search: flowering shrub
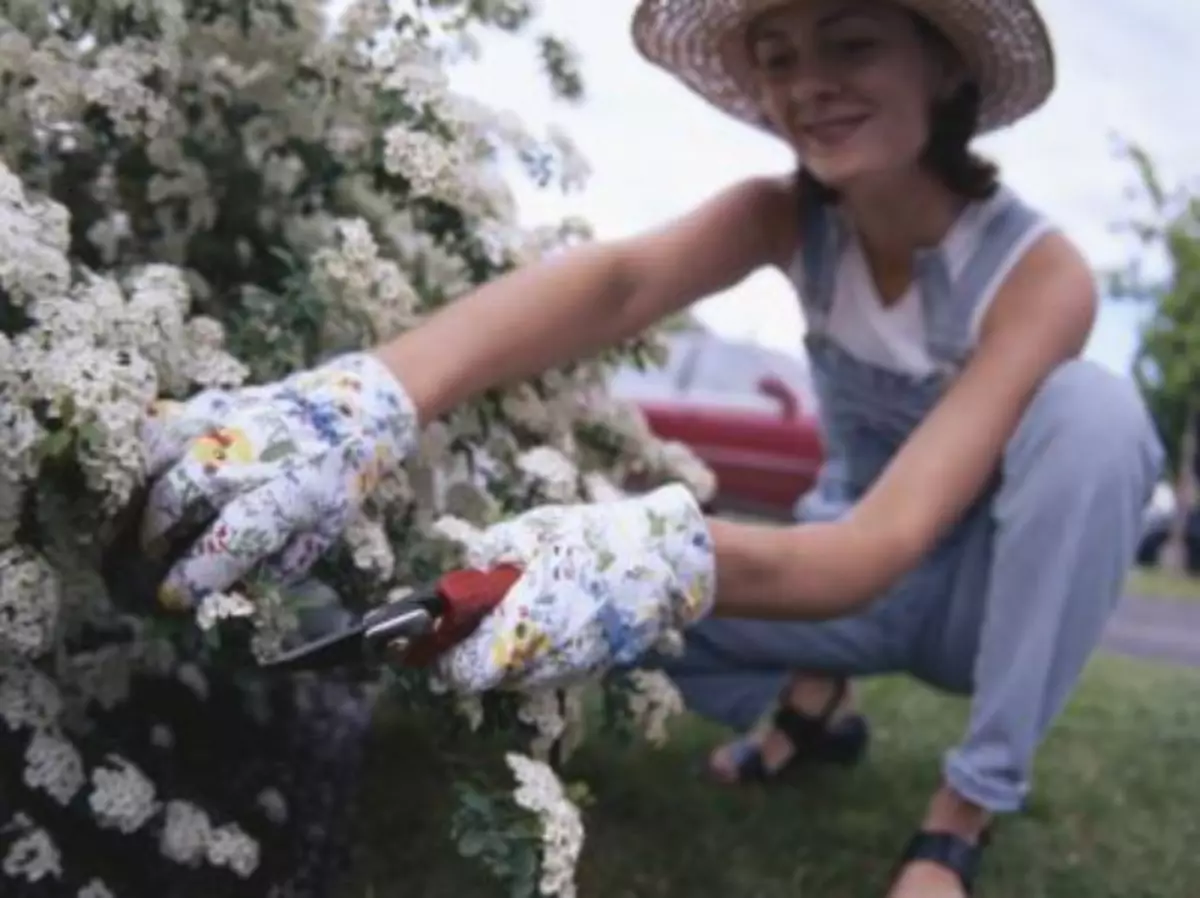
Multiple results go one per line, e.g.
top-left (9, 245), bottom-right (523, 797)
top-left (0, 2), bottom-right (715, 897)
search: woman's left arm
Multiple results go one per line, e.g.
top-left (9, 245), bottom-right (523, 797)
top-left (707, 231), bottom-right (1098, 620)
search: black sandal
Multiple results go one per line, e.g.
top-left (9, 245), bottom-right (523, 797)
top-left (711, 679), bottom-right (870, 783)
top-left (890, 827), bottom-right (993, 896)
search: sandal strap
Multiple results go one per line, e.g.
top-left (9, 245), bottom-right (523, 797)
top-left (724, 736), bottom-right (769, 781)
top-left (897, 830), bottom-right (988, 895)
top-left (770, 678), bottom-right (847, 746)
top-left (720, 678), bottom-right (864, 783)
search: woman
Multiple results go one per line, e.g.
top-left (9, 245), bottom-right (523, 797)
top-left (140, 0), bottom-right (1164, 894)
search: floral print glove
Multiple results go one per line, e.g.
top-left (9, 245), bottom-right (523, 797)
top-left (436, 483), bottom-right (717, 694)
top-left (139, 352), bottom-right (418, 610)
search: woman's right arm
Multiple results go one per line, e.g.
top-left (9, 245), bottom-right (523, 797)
top-left (133, 175), bottom-right (799, 608)
top-left (375, 174), bottom-right (799, 423)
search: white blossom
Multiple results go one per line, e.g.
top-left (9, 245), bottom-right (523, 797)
top-left (88, 756), bottom-right (160, 834)
top-left (159, 800), bottom-right (211, 867)
top-left (195, 591), bottom-right (256, 632)
top-left (206, 823), bottom-right (260, 878)
top-left (624, 670), bottom-right (685, 747)
top-left (517, 446), bottom-right (579, 503)
top-left (78, 878), bottom-right (115, 898)
top-left (506, 753), bottom-right (585, 898)
top-left (256, 788), bottom-right (288, 825)
top-left (382, 126), bottom-right (470, 207)
top-left (0, 169), bottom-right (71, 305)
top-left (0, 663), bottom-right (63, 732)
top-left (342, 512), bottom-right (396, 579)
top-left (2, 814), bottom-right (62, 883)
top-left (23, 729), bottom-right (85, 806)
top-left (0, 546), bottom-right (62, 658)
top-left (517, 689), bottom-right (567, 761)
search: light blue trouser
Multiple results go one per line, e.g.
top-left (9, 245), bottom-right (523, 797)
top-left (652, 360), bottom-right (1165, 813)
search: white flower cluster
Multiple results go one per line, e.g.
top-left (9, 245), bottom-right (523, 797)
top-left (2, 813), bottom-right (62, 884)
top-left (0, 546), bottom-right (62, 659)
top-left (0, 156), bottom-right (263, 885)
top-left (311, 218), bottom-right (423, 346)
top-left (88, 755), bottom-right (160, 834)
top-left (516, 687), bottom-right (588, 762)
top-left (24, 729), bottom-right (86, 806)
top-left (195, 590), bottom-right (256, 632)
top-left (159, 800), bottom-right (260, 878)
top-left (506, 752), bottom-right (586, 898)
top-left (623, 670), bottom-right (686, 747)
top-left (517, 445), bottom-right (581, 503)
top-left (0, 169), bottom-right (246, 513)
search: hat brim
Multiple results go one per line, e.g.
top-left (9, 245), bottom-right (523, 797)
top-left (631, 0), bottom-right (1056, 137)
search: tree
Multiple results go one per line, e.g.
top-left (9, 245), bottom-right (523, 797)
top-left (1111, 140), bottom-right (1200, 572)
top-left (0, 3), bottom-right (714, 897)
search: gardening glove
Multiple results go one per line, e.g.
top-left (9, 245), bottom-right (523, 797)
top-left (139, 351), bottom-right (418, 610)
top-left (436, 483), bottom-right (717, 694)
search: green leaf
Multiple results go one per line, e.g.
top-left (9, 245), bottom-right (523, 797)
top-left (457, 831), bottom-right (486, 857)
top-left (37, 428), bottom-right (74, 461)
top-left (258, 440), bottom-right (298, 463)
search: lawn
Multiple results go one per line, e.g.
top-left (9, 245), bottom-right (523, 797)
top-left (342, 653), bottom-right (1200, 898)
top-left (1127, 565), bottom-right (1200, 601)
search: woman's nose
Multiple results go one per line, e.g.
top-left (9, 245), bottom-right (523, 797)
top-left (785, 58), bottom-right (842, 110)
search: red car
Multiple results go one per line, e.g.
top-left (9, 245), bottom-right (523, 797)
top-left (608, 327), bottom-right (827, 520)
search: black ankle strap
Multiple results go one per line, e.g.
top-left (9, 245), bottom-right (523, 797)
top-left (898, 830), bottom-right (988, 895)
top-left (771, 678), bottom-right (847, 744)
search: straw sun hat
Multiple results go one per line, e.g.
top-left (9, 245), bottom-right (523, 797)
top-left (631, 0), bottom-right (1056, 137)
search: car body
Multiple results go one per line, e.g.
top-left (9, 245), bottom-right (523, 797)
top-left (608, 327), bottom-right (827, 519)
top-left (1135, 481), bottom-right (1200, 570)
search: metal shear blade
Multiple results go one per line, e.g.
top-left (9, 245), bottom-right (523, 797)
top-left (262, 591), bottom-right (440, 672)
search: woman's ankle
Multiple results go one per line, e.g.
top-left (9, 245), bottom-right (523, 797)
top-left (785, 674), bottom-right (853, 719)
top-left (920, 784), bottom-right (992, 844)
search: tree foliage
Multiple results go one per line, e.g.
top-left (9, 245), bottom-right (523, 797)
top-left (1110, 139), bottom-right (1200, 566)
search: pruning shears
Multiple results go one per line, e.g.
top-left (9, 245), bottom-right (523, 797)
top-left (258, 565), bottom-right (521, 672)
top-left (99, 483), bottom-right (522, 673)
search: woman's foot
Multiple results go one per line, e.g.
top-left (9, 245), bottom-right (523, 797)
top-left (706, 675), bottom-right (868, 783)
top-left (886, 786), bottom-right (993, 897)
top-left (888, 851), bottom-right (979, 898)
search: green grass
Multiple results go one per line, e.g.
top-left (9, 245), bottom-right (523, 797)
top-left (342, 654), bottom-right (1200, 898)
top-left (1127, 565), bottom-right (1200, 601)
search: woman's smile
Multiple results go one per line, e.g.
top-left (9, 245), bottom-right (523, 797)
top-left (799, 112), bottom-right (871, 150)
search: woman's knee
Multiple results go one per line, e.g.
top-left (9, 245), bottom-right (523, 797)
top-left (1006, 359), bottom-right (1165, 496)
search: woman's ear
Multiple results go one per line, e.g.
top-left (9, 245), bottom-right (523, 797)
top-left (931, 41), bottom-right (970, 101)
top-left (936, 65), bottom-right (969, 102)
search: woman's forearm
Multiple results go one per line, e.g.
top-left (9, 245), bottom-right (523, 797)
top-left (373, 242), bottom-right (640, 424)
top-left (705, 515), bottom-right (919, 620)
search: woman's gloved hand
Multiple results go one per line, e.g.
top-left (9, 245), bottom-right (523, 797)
top-left (139, 352), bottom-right (418, 610)
top-left (435, 483), bottom-right (717, 694)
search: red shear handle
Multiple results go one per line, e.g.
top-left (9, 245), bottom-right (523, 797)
top-left (403, 564), bottom-right (523, 667)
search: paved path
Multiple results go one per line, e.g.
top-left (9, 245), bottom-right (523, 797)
top-left (1104, 595), bottom-right (1200, 666)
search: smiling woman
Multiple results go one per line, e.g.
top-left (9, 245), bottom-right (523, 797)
top-left (140, 1), bottom-right (1163, 896)
top-left (745, 1), bottom-right (998, 205)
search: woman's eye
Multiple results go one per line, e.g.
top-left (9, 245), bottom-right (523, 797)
top-left (832, 36), bottom-right (876, 56)
top-left (758, 48), bottom-right (796, 74)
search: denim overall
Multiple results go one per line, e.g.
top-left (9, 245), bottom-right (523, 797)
top-left (656, 186), bottom-right (1165, 813)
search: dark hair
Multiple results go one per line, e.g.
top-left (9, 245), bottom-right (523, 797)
top-left (800, 13), bottom-right (999, 204)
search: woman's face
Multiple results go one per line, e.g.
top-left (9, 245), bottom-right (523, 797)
top-left (746, 0), bottom-right (960, 189)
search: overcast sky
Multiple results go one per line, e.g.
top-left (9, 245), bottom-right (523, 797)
top-left (446, 0), bottom-right (1198, 376)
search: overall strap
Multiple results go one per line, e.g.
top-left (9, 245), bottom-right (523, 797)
top-left (917, 190), bottom-right (1047, 373)
top-left (787, 187), bottom-right (846, 335)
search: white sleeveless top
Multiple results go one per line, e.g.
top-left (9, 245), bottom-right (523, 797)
top-left (823, 188), bottom-right (1055, 377)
